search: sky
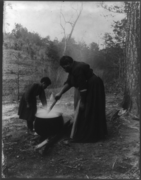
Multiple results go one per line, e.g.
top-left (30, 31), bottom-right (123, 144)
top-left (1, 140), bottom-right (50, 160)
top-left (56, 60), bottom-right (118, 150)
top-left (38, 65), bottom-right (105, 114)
top-left (3, 1), bottom-right (126, 48)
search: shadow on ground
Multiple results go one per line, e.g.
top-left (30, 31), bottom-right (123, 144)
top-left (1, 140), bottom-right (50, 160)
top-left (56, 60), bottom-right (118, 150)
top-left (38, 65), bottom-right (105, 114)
top-left (2, 94), bottom-right (140, 179)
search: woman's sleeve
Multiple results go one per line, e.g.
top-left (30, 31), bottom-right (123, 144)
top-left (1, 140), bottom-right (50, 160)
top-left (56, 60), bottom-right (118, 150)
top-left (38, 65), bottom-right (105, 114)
top-left (74, 67), bottom-right (89, 103)
top-left (74, 66), bottom-right (88, 91)
top-left (39, 89), bottom-right (47, 106)
top-left (64, 74), bottom-right (72, 87)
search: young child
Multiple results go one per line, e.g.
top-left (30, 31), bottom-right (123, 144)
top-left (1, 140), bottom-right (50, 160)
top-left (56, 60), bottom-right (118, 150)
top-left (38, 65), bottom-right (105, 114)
top-left (18, 77), bottom-right (51, 134)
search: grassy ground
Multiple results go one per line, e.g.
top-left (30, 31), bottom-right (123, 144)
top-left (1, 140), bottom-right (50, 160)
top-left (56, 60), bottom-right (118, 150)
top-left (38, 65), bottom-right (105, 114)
top-left (2, 94), bottom-right (140, 179)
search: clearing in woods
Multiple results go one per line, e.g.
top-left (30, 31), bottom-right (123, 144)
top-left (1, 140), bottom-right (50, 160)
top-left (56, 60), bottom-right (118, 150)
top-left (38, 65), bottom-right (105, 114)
top-left (2, 94), bottom-right (140, 179)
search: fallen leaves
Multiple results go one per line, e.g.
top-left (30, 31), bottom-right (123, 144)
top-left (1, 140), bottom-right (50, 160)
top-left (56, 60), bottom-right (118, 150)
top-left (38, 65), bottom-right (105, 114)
top-left (2, 95), bottom-right (140, 179)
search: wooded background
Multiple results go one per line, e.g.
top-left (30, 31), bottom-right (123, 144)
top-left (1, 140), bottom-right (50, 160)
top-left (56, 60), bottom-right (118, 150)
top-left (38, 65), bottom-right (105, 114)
top-left (3, 1), bottom-right (140, 118)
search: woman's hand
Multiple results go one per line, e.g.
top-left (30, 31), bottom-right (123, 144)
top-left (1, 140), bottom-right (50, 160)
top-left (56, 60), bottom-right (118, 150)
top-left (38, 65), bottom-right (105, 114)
top-left (55, 93), bottom-right (62, 101)
top-left (54, 84), bottom-right (70, 101)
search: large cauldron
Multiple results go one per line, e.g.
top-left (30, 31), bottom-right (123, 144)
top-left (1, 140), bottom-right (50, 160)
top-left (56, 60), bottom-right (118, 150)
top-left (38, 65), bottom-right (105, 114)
top-left (34, 109), bottom-right (64, 139)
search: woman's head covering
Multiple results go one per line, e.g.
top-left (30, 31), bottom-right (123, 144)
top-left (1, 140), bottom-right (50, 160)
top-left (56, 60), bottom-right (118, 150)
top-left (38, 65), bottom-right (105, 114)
top-left (40, 77), bottom-right (51, 85)
top-left (59, 56), bottom-right (74, 66)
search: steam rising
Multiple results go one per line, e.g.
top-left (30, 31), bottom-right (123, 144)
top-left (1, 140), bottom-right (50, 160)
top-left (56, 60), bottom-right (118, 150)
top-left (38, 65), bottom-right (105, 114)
top-left (36, 106), bottom-right (62, 118)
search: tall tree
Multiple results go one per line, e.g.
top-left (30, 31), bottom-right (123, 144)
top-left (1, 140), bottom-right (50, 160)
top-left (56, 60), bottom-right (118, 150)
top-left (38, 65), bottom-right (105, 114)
top-left (60, 2), bottom-right (83, 55)
top-left (100, 1), bottom-right (140, 107)
top-left (121, 1), bottom-right (140, 118)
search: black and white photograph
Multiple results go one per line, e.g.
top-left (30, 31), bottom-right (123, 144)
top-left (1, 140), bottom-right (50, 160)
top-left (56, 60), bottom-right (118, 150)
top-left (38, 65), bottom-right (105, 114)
top-left (2, 1), bottom-right (140, 178)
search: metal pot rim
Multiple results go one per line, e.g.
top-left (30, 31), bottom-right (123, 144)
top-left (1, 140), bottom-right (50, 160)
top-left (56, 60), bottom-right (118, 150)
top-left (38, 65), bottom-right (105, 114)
top-left (35, 113), bottom-right (63, 119)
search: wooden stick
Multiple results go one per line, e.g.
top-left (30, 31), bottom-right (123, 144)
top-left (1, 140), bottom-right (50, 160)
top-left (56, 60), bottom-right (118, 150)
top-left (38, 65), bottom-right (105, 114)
top-left (48, 100), bottom-right (57, 112)
top-left (34, 139), bottom-right (49, 149)
top-left (70, 100), bottom-right (80, 138)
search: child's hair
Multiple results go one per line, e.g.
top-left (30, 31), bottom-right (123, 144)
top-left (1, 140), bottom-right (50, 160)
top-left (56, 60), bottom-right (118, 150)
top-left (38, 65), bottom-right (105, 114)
top-left (40, 77), bottom-right (51, 85)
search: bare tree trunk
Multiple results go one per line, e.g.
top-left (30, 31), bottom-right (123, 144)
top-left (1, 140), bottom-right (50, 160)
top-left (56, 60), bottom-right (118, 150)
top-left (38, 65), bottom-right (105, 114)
top-left (60, 3), bottom-right (83, 55)
top-left (56, 3), bottom-right (83, 83)
top-left (42, 58), bottom-right (45, 77)
top-left (122, 2), bottom-right (140, 118)
top-left (17, 70), bottom-right (19, 101)
top-left (17, 53), bottom-right (20, 101)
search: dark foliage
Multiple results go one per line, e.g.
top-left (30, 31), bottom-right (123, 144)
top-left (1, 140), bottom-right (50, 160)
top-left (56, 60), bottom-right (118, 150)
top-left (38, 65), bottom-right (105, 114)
top-left (3, 20), bottom-right (126, 101)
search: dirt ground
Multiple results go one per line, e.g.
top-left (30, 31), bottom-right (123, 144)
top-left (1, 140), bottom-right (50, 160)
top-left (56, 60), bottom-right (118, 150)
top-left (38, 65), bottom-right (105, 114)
top-left (2, 94), bottom-right (140, 179)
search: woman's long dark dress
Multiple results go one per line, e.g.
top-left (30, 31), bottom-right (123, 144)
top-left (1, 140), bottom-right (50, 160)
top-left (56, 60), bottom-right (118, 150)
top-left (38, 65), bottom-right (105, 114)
top-left (18, 83), bottom-right (47, 130)
top-left (65, 61), bottom-right (107, 143)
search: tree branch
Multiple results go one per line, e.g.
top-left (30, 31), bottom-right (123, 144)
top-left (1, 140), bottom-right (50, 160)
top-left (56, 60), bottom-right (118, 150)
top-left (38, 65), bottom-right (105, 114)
top-left (60, 9), bottom-right (66, 38)
top-left (68, 3), bottom-right (83, 42)
top-left (60, 2), bottom-right (83, 55)
top-left (100, 2), bottom-right (125, 14)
